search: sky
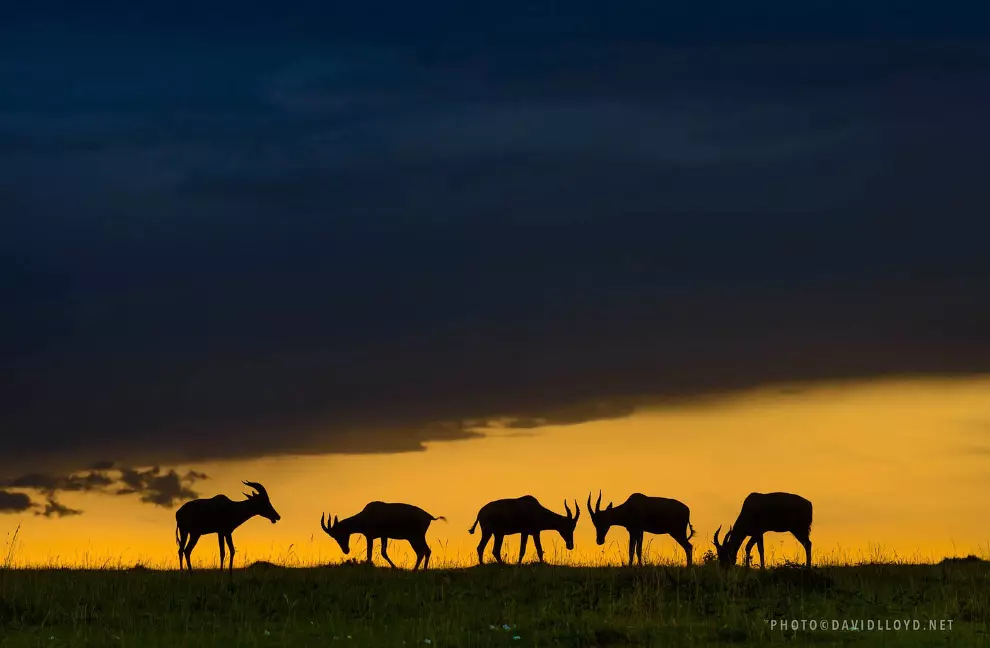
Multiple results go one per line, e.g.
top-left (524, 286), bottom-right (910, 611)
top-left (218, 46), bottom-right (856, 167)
top-left (2, 3), bottom-right (989, 567)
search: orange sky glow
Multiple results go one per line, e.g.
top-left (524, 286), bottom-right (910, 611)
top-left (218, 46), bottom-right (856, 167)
top-left (4, 375), bottom-right (989, 569)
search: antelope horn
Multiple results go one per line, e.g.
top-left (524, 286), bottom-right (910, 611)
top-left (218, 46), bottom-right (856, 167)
top-left (573, 499), bottom-right (580, 522)
top-left (596, 490), bottom-right (603, 513)
top-left (564, 499), bottom-right (572, 519)
top-left (587, 492), bottom-right (595, 518)
top-left (713, 525), bottom-right (724, 549)
top-left (242, 480), bottom-right (269, 499)
top-left (320, 512), bottom-right (330, 533)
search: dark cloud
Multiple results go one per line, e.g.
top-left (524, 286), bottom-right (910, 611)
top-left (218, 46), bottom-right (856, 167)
top-left (35, 498), bottom-right (83, 519)
top-left (0, 491), bottom-right (34, 514)
top-left (7, 471), bottom-right (114, 494)
top-left (5, 474), bottom-right (60, 492)
top-left (503, 402), bottom-right (637, 429)
top-left (3, 2), bottom-right (988, 47)
top-left (116, 467), bottom-right (206, 507)
top-left (1, 467), bottom-right (209, 515)
top-left (1, 13), bottom-right (989, 479)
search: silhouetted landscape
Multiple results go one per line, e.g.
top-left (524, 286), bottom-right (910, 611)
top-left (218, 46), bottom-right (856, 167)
top-left (1, 552), bottom-right (987, 646)
top-left (2, 479), bottom-right (990, 646)
top-left (4, 0), bottom-right (989, 646)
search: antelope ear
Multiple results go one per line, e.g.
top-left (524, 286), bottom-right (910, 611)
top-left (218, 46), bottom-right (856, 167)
top-left (333, 515), bottom-right (339, 525)
top-left (606, 502), bottom-right (613, 511)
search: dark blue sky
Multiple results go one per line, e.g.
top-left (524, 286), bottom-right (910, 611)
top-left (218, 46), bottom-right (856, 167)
top-left (3, 2), bottom-right (989, 43)
top-left (2, 3), bottom-right (989, 483)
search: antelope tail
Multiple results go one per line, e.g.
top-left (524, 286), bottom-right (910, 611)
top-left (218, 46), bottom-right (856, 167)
top-left (468, 516), bottom-right (480, 534)
top-left (686, 523), bottom-right (696, 541)
top-left (431, 515), bottom-right (447, 523)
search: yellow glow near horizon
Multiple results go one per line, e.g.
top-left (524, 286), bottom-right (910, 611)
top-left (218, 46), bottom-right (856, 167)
top-left (3, 375), bottom-right (989, 569)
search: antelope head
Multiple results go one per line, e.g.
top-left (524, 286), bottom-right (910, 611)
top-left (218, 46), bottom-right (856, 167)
top-left (586, 490), bottom-right (614, 546)
top-left (559, 499), bottom-right (581, 550)
top-left (242, 480), bottom-right (281, 523)
top-left (712, 524), bottom-right (738, 566)
top-left (320, 511), bottom-right (350, 554)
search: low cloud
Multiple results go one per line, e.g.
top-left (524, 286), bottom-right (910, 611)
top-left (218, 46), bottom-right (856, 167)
top-left (35, 498), bottom-right (83, 519)
top-left (0, 466), bottom-right (209, 517)
top-left (116, 467), bottom-right (208, 507)
top-left (0, 490), bottom-right (34, 514)
top-left (7, 471), bottom-right (114, 494)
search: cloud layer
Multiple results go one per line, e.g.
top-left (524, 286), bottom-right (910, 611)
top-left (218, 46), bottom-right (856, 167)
top-left (0, 491), bottom-right (34, 515)
top-left (0, 465), bottom-right (209, 516)
top-left (2, 10), bottom-right (989, 482)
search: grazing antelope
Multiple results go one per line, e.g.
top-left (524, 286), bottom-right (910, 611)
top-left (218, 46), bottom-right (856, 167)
top-left (586, 491), bottom-right (696, 566)
top-left (468, 496), bottom-right (580, 565)
top-left (175, 480), bottom-right (281, 573)
top-left (320, 502), bottom-right (446, 570)
top-left (712, 492), bottom-right (813, 569)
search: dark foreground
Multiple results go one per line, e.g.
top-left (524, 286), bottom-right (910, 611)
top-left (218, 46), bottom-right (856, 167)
top-left (0, 560), bottom-right (987, 647)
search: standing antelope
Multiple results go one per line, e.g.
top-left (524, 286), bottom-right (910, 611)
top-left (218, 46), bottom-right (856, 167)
top-left (175, 480), bottom-right (281, 573)
top-left (712, 492), bottom-right (813, 569)
top-left (320, 501), bottom-right (445, 570)
top-left (586, 491), bottom-right (696, 566)
top-left (468, 495), bottom-right (580, 565)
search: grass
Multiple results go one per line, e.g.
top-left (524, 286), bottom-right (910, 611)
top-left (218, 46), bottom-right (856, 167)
top-left (1, 551), bottom-right (988, 647)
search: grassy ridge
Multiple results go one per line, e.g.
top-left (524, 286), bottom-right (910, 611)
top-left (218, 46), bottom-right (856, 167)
top-left (0, 560), bottom-right (987, 647)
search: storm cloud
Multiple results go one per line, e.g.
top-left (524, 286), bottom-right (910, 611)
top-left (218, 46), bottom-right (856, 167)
top-left (2, 4), bottom-right (989, 479)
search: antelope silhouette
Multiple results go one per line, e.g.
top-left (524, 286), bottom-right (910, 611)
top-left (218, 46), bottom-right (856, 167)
top-left (712, 492), bottom-right (813, 568)
top-left (468, 495), bottom-right (580, 565)
top-left (174, 480), bottom-right (281, 573)
top-left (320, 501), bottom-right (445, 570)
top-left (586, 490), bottom-right (696, 566)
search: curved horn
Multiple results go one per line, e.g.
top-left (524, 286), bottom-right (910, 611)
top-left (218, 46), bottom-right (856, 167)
top-left (596, 490), bottom-right (603, 513)
top-left (573, 499), bottom-right (580, 523)
top-left (320, 512), bottom-right (330, 534)
top-left (242, 480), bottom-right (269, 499)
top-left (586, 492), bottom-right (595, 518)
top-left (564, 499), bottom-right (572, 519)
top-left (713, 525), bottom-right (724, 550)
